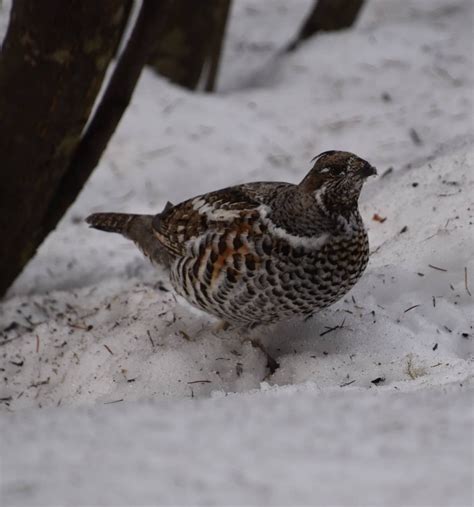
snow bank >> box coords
[0,0,473,505]
[0,146,472,410]
[2,384,472,507]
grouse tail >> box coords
[86,212,139,235]
[86,211,173,268]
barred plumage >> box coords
[87,151,376,327]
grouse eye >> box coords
[318,166,345,176]
[331,166,346,176]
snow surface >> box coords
[2,385,472,507]
[1,0,473,505]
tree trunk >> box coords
[41,1,167,246]
[113,0,135,58]
[287,0,365,51]
[204,0,232,92]
[148,0,232,91]
[0,1,128,297]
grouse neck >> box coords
[264,186,355,238]
[311,185,363,236]
[316,182,360,213]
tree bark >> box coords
[0,1,128,297]
[148,0,232,91]
[113,0,134,58]
[204,0,232,92]
[287,0,365,51]
[41,1,166,244]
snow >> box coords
[1,0,473,505]
[2,385,472,507]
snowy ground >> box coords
[1,0,473,506]
[2,385,472,507]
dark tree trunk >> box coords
[0,1,129,297]
[41,1,166,252]
[287,0,365,51]
[148,0,232,91]
[204,0,232,92]
[113,0,135,57]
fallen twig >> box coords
[340,379,356,387]
[68,322,93,331]
[178,330,192,341]
[103,344,114,355]
[465,267,471,296]
[404,304,421,313]
[320,318,346,337]
[147,329,155,347]
[409,128,422,146]
[29,377,50,388]
[428,264,447,272]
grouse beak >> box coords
[361,164,377,178]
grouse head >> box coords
[299,150,376,210]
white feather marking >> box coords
[192,197,243,221]
[313,186,328,214]
[313,187,359,236]
[257,205,330,249]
